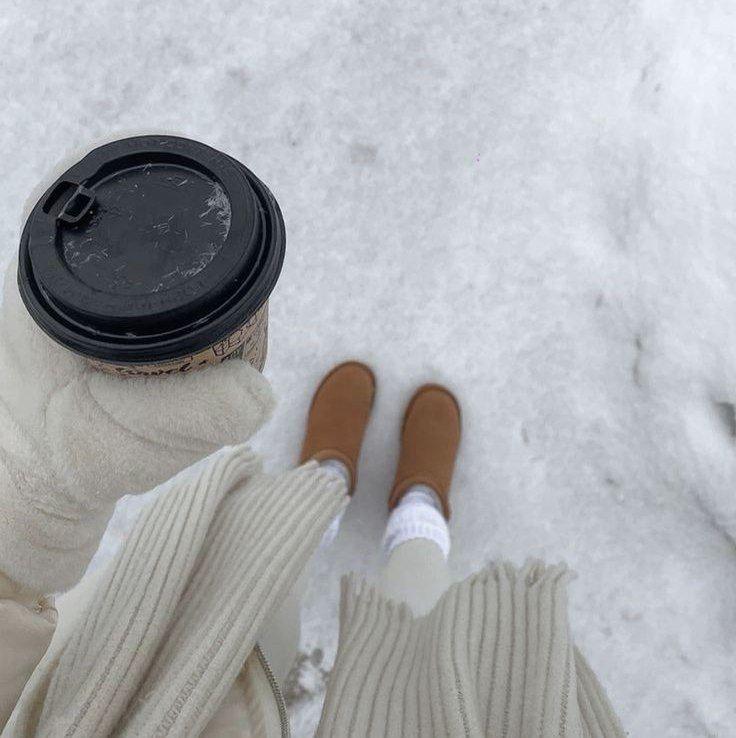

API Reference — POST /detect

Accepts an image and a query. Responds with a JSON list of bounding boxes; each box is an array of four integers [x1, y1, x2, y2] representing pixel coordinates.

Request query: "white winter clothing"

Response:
[[0, 224, 625, 737], [4, 448, 346, 737], [0, 259, 275, 594]]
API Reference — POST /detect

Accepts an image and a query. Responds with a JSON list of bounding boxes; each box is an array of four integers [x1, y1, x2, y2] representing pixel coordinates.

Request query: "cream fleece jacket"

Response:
[[0, 258, 275, 593]]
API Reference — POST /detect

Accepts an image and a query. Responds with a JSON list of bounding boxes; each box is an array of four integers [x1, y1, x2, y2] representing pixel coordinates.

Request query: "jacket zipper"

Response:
[[254, 643, 290, 738]]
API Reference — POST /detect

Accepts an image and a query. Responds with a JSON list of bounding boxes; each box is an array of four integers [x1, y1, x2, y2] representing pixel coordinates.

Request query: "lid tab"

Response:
[[57, 183, 96, 225]]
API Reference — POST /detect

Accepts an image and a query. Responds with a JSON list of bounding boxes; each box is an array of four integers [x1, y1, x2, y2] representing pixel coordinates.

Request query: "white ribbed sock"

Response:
[[319, 459, 351, 547], [383, 484, 450, 559]]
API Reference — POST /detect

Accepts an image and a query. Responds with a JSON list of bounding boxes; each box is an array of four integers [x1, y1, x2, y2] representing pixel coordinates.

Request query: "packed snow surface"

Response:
[[2, 1, 735, 735]]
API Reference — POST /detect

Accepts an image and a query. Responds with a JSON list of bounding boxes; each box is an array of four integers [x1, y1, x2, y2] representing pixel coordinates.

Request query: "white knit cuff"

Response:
[[383, 493, 450, 559]]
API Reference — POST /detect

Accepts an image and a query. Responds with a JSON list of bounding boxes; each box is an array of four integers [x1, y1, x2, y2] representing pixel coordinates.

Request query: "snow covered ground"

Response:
[[2, 1, 736, 734]]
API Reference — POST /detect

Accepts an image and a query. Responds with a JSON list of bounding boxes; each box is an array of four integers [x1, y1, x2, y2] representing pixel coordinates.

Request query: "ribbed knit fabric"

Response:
[[318, 459, 351, 548], [3, 445, 347, 738], [317, 560, 626, 738]]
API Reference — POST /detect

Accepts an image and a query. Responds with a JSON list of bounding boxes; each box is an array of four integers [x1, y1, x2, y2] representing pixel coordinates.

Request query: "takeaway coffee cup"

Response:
[[17, 135, 285, 376]]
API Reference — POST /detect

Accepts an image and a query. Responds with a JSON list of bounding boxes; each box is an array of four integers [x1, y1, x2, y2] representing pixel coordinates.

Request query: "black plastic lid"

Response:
[[18, 135, 285, 364]]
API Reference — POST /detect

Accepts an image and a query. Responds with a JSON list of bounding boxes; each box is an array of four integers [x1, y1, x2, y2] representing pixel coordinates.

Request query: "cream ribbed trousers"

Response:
[[316, 560, 626, 737], [200, 537, 452, 737], [256, 536, 452, 686], [258, 536, 623, 737]]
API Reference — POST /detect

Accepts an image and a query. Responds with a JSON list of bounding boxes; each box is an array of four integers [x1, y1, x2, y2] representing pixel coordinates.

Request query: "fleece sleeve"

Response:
[[0, 573, 56, 731]]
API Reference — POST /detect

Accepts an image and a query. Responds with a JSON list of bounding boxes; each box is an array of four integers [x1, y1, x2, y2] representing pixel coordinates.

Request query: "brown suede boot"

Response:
[[299, 361, 376, 494], [388, 384, 461, 520]]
